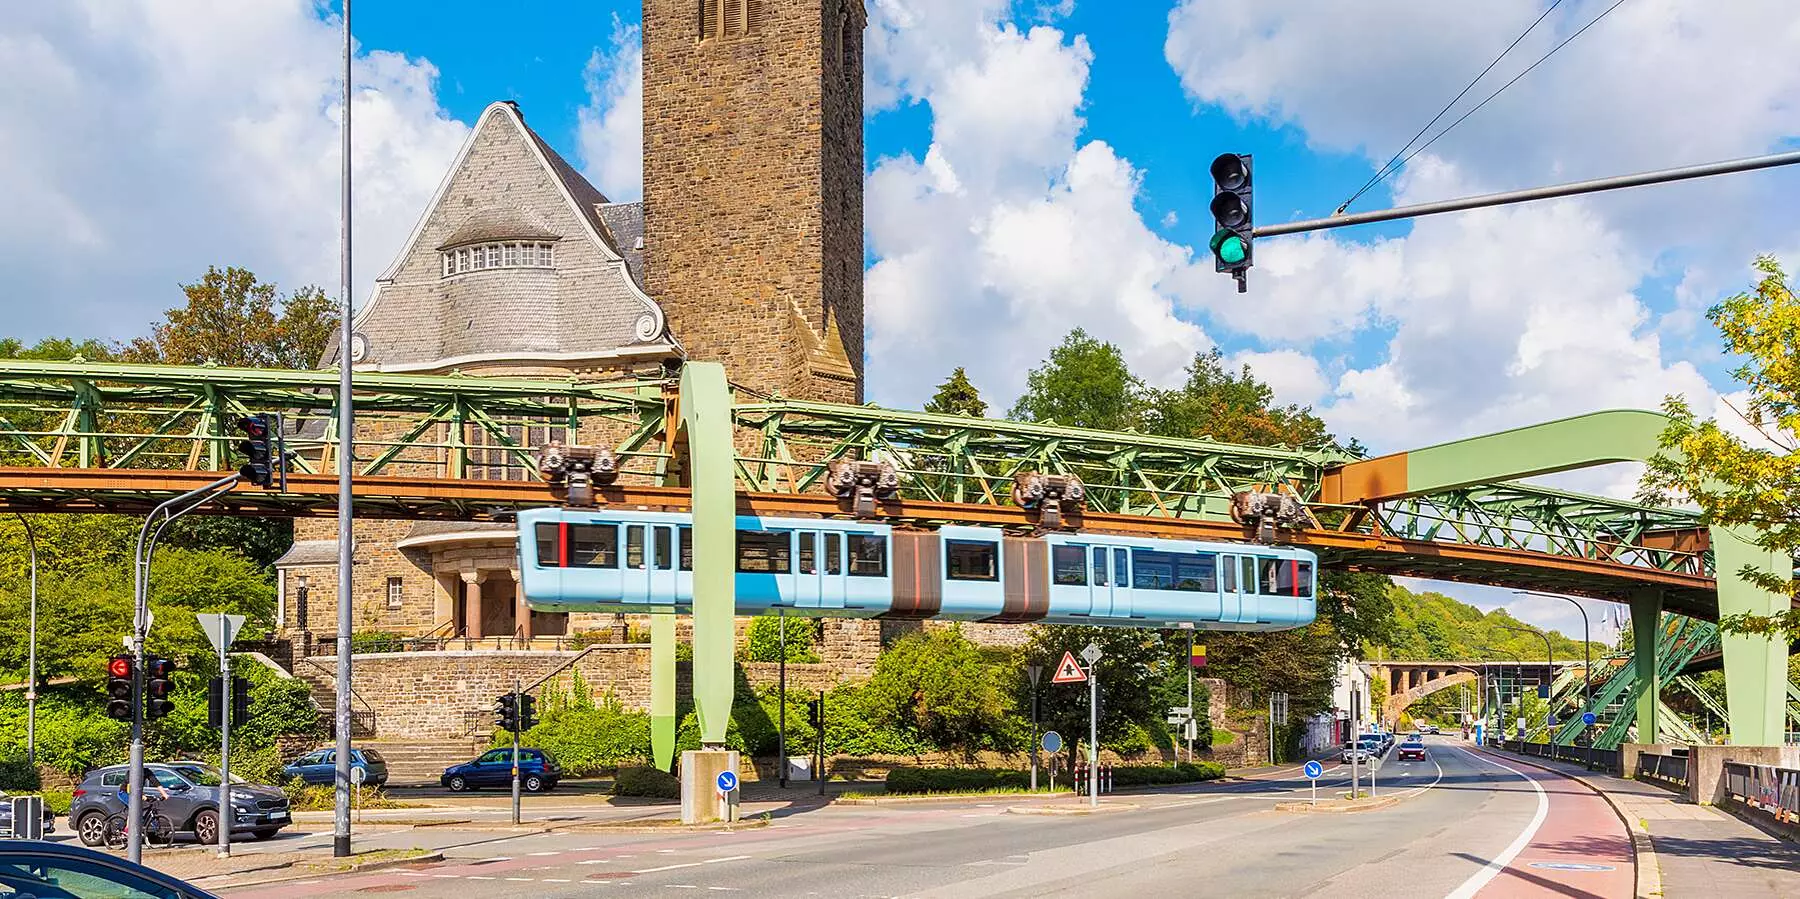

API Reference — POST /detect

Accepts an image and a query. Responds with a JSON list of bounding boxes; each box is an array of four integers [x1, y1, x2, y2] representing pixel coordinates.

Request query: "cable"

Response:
[[1339, 0, 1567, 214], [1343, 0, 1633, 213]]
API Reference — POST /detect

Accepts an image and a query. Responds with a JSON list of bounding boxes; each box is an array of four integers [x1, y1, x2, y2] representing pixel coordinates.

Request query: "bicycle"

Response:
[[102, 798, 176, 851]]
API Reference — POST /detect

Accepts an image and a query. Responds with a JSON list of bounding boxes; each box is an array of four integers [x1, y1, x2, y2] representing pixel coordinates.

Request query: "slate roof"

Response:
[[273, 540, 337, 568], [598, 202, 645, 287]]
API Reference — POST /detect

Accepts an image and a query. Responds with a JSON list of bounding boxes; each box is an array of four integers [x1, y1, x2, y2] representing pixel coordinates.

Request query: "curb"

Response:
[[834, 792, 1068, 806], [1005, 803, 1139, 816], [1273, 795, 1401, 814], [547, 818, 772, 834], [1481, 748, 1660, 899], [190, 851, 446, 889]]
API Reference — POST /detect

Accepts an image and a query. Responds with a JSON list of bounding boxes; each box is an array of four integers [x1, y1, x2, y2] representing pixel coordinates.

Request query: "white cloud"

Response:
[[0, 0, 468, 340], [864, 6, 1212, 408], [577, 16, 643, 202], [1226, 349, 1328, 408]]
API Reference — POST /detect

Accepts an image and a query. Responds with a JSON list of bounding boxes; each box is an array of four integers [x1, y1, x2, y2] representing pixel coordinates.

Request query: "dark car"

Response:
[[442, 748, 561, 792], [0, 838, 221, 898], [282, 747, 389, 788], [0, 790, 55, 837], [70, 763, 290, 848], [1397, 740, 1427, 761]]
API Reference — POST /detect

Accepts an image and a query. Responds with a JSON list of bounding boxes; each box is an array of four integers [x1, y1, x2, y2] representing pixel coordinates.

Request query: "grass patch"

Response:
[[283, 780, 420, 811], [298, 847, 435, 873], [883, 762, 1224, 796], [843, 785, 1065, 800]]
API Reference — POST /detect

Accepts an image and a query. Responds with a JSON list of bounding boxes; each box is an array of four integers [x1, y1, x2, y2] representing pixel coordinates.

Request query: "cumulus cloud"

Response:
[[577, 16, 643, 202], [0, 0, 468, 340], [864, 5, 1211, 409]]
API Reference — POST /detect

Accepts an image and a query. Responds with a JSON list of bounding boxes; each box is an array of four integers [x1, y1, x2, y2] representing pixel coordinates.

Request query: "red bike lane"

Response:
[[1463, 747, 1634, 899]]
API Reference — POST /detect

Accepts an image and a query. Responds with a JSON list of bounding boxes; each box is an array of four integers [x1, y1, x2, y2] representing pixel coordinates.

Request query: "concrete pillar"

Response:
[[1630, 588, 1662, 743], [433, 572, 459, 632], [512, 569, 533, 643], [1710, 525, 1792, 746], [462, 570, 485, 639]]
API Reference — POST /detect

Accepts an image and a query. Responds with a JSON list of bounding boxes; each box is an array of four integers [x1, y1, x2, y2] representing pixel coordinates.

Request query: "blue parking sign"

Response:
[[1582, 712, 1597, 726], [1303, 760, 1323, 779]]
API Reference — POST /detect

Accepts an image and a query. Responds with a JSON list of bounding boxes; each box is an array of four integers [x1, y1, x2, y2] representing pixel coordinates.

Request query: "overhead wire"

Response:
[[1339, 0, 1633, 214], [1339, 0, 1567, 214]]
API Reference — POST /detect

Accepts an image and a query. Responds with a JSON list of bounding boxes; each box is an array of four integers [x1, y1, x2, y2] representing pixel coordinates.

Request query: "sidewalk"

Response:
[[1489, 747, 1800, 896]]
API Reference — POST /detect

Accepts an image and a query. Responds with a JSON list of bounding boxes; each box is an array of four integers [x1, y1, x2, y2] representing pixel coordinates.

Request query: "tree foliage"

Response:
[[1008, 329, 1143, 430], [1643, 256, 1800, 638], [121, 266, 337, 369], [861, 627, 1020, 756], [1370, 584, 1598, 662], [924, 367, 989, 418]]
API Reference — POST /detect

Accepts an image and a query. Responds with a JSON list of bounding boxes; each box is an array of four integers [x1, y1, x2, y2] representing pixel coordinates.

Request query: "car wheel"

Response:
[[447, 775, 468, 792], [193, 809, 219, 845], [524, 774, 544, 793], [77, 811, 109, 847], [252, 828, 280, 840]]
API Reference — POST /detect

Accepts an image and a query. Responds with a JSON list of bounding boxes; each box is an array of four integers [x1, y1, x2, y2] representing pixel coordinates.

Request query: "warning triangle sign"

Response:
[[1051, 651, 1087, 684]]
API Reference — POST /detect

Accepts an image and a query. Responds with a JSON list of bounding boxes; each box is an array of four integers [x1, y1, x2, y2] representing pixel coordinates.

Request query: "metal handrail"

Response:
[[298, 657, 375, 737]]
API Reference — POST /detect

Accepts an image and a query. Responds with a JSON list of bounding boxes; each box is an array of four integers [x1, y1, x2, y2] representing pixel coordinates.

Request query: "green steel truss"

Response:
[[0, 362, 1715, 601]]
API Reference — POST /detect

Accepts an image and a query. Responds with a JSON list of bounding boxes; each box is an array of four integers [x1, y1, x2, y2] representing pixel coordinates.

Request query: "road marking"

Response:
[[468, 876, 495, 880], [545, 878, 571, 882], [431, 873, 460, 878], [505, 877, 536, 881], [1444, 748, 1549, 899], [397, 872, 426, 877], [668, 886, 698, 890], [529, 850, 561, 856], [705, 855, 752, 864], [581, 859, 614, 865], [1390, 753, 1446, 800]]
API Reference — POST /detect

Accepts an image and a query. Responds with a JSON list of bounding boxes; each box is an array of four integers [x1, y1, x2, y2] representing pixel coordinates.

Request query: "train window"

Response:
[[1052, 546, 1087, 585], [656, 528, 673, 570], [1240, 556, 1258, 595], [535, 523, 559, 566], [736, 530, 792, 573], [1297, 560, 1314, 596], [799, 533, 816, 574], [1221, 554, 1237, 592], [1114, 548, 1129, 588], [945, 540, 998, 581], [1092, 547, 1107, 586], [1261, 558, 1313, 596], [825, 533, 842, 575], [569, 524, 618, 568], [626, 525, 646, 569], [848, 534, 887, 576], [679, 526, 693, 571], [1132, 550, 1176, 590], [1176, 555, 1217, 592]]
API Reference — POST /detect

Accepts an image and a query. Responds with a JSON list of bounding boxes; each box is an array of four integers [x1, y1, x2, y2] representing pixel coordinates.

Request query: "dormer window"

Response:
[[442, 241, 555, 277], [700, 0, 764, 41]]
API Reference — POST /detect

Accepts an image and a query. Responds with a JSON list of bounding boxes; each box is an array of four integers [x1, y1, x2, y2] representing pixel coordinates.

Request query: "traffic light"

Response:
[[144, 657, 176, 719], [234, 414, 286, 490], [805, 698, 822, 730], [208, 676, 252, 728], [105, 656, 134, 721], [233, 676, 251, 725], [495, 693, 518, 732], [1208, 153, 1253, 293], [519, 694, 538, 731]]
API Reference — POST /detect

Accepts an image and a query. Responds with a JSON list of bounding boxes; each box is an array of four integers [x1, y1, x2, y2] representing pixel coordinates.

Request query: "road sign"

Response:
[[350, 766, 366, 785], [1169, 706, 1192, 719], [1080, 643, 1102, 664], [1303, 760, 1323, 779], [1190, 643, 1207, 668], [1547, 715, 1558, 727], [198, 613, 246, 654], [1042, 731, 1063, 753], [1582, 712, 1597, 726], [716, 770, 738, 793], [1051, 651, 1087, 684]]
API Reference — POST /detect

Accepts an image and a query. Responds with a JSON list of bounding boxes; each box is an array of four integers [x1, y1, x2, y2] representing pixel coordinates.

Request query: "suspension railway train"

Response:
[[516, 507, 1316, 631]]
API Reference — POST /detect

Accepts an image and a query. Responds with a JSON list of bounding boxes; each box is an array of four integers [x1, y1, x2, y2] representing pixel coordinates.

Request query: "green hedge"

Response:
[[0, 751, 39, 791], [612, 765, 679, 799], [884, 767, 1031, 794], [1109, 761, 1225, 787], [499, 698, 652, 776]]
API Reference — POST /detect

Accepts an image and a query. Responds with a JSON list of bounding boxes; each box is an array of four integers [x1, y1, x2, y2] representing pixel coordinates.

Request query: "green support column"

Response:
[[1629, 588, 1663, 743], [679, 363, 736, 747], [650, 610, 676, 771], [1711, 525, 1792, 746]]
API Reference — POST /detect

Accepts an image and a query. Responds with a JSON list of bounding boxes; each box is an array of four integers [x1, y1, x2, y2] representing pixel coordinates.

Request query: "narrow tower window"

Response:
[[701, 0, 763, 40]]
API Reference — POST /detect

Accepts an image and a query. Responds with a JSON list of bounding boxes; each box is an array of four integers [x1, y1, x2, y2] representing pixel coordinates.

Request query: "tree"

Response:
[[1021, 626, 1166, 765], [1008, 330, 1143, 430], [1143, 349, 1343, 449], [924, 367, 988, 418], [122, 266, 337, 369], [1643, 256, 1800, 637], [859, 627, 1019, 756], [0, 337, 117, 362]]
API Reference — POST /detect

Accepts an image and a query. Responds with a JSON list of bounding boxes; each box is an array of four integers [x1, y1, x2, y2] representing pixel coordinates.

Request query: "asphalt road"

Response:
[[218, 737, 1632, 898]]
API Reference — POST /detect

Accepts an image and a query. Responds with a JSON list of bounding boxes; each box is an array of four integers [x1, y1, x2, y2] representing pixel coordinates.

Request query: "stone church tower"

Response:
[[643, 0, 867, 403]]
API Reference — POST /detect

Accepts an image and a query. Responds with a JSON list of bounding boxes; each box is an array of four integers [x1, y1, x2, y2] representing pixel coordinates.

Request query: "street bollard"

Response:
[[1102, 763, 1112, 794]]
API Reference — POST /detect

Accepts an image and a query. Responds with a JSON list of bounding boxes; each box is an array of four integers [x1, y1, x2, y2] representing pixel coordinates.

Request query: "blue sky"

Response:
[[4, 0, 1798, 645]]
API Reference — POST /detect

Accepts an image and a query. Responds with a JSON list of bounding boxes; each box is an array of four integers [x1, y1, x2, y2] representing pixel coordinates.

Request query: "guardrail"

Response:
[[1720, 762, 1800, 834], [1500, 739, 1622, 775], [1637, 751, 1689, 790]]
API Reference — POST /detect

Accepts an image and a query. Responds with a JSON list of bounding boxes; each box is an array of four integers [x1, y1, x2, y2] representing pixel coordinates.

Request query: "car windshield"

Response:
[[171, 763, 245, 786], [361, 749, 385, 763]]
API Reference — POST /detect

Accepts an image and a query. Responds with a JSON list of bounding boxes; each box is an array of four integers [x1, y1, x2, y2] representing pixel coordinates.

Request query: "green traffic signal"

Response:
[[1210, 229, 1247, 265]]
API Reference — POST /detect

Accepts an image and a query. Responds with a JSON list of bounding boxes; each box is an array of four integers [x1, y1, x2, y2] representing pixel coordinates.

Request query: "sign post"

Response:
[[716, 769, 739, 822], [512, 677, 523, 826], [198, 613, 245, 859], [1041, 731, 1062, 793], [1027, 665, 1043, 791], [1304, 759, 1323, 806], [1080, 643, 1102, 809]]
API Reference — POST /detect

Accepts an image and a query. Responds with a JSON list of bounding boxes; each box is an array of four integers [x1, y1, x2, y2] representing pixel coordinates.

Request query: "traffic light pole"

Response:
[[126, 474, 238, 865], [1254, 149, 1800, 239], [218, 648, 232, 858], [511, 678, 522, 826], [333, 0, 358, 862]]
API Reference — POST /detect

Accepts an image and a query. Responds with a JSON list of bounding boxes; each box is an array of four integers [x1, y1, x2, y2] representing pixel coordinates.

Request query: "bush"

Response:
[[884, 767, 1031, 794], [612, 765, 679, 799], [1109, 761, 1224, 788], [350, 631, 407, 654], [0, 751, 39, 791], [40, 789, 72, 816], [859, 628, 1019, 755], [509, 698, 652, 776], [742, 615, 822, 663], [282, 778, 410, 811]]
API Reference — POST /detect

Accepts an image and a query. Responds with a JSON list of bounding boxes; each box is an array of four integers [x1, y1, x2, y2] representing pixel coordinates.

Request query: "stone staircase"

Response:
[[366, 740, 489, 786], [290, 658, 376, 740]]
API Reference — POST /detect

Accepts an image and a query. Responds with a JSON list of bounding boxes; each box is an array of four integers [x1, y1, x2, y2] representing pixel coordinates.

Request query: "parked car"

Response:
[[1340, 742, 1372, 764], [1397, 740, 1427, 761], [70, 763, 291, 848], [0, 790, 54, 836], [442, 747, 562, 792], [282, 747, 389, 788], [0, 839, 221, 898], [1421, 724, 1440, 735]]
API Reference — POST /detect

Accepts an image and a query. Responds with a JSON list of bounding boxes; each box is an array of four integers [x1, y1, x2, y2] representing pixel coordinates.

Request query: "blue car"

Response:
[[441, 748, 561, 793], [0, 839, 220, 898], [281, 748, 389, 788]]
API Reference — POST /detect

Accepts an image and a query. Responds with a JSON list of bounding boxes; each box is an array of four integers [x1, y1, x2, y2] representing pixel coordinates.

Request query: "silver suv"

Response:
[[70, 763, 290, 847]]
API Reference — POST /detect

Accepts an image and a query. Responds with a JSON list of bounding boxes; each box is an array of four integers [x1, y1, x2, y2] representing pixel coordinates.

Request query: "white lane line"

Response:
[[529, 851, 561, 856], [580, 859, 614, 865], [505, 877, 536, 882], [668, 886, 699, 890], [468, 876, 495, 880], [396, 872, 426, 877], [1444, 747, 1549, 899], [1390, 754, 1446, 800], [544, 878, 571, 882], [430, 874, 460, 879], [634, 854, 751, 875]]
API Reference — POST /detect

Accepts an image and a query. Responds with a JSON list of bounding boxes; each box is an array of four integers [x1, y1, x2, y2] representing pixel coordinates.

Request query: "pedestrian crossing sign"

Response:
[[1051, 651, 1087, 684]]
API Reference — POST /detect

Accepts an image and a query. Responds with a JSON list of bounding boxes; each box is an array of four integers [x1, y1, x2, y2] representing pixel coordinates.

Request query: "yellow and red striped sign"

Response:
[[1190, 643, 1207, 668]]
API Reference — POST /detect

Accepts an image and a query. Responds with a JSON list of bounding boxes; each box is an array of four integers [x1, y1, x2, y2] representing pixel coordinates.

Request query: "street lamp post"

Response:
[[12, 514, 38, 768], [1498, 625, 1555, 742], [1479, 646, 1521, 744], [1515, 591, 1593, 743]]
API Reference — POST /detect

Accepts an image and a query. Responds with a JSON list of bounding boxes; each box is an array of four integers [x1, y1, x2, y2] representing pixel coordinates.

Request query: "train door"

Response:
[[795, 531, 823, 609], [1220, 552, 1243, 622], [1235, 554, 1259, 623], [1089, 546, 1115, 618], [624, 524, 678, 605], [1112, 548, 1130, 618]]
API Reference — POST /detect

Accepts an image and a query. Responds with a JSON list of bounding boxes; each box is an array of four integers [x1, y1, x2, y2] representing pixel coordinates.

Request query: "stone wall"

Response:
[[339, 647, 652, 740]]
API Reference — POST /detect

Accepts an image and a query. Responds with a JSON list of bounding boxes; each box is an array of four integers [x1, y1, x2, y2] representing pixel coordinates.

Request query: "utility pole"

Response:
[[1027, 665, 1042, 791], [511, 678, 522, 826], [333, 0, 357, 861], [777, 609, 787, 789], [1185, 629, 1195, 763], [13, 515, 37, 769]]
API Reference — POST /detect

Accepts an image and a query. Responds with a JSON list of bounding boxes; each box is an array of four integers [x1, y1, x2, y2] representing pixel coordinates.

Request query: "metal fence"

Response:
[[1637, 752, 1689, 790], [1500, 740, 1622, 774], [1720, 762, 1800, 831]]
